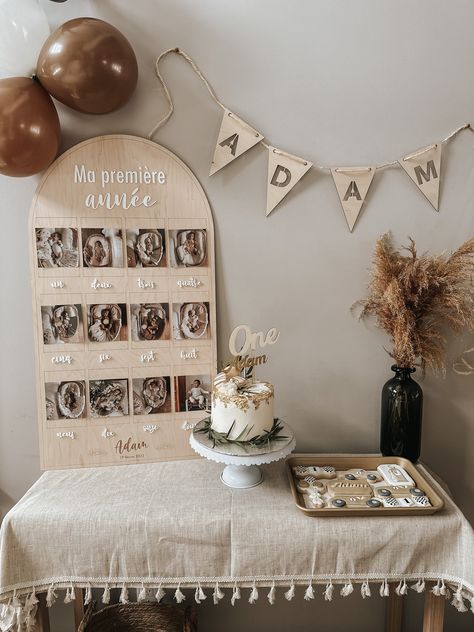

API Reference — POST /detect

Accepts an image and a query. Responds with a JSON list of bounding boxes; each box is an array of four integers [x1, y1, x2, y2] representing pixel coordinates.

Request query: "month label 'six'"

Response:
[[99, 353, 111, 363], [91, 278, 112, 289]]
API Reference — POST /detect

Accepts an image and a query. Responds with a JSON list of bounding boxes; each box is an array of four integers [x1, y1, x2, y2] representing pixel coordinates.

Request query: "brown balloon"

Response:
[[0, 77, 61, 178], [36, 18, 138, 114]]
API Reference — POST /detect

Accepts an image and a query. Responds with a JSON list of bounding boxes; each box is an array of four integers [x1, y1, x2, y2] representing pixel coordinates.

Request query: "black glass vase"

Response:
[[380, 365, 423, 462]]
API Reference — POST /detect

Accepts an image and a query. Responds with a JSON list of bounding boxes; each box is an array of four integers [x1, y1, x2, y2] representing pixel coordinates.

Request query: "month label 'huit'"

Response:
[[31, 136, 217, 469]]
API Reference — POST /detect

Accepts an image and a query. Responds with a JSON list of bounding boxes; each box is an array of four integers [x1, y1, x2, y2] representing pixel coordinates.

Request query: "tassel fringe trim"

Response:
[[1, 576, 473, 630]]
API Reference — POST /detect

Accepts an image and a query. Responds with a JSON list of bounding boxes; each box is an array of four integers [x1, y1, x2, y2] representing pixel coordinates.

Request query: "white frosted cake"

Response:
[[211, 372, 274, 441]]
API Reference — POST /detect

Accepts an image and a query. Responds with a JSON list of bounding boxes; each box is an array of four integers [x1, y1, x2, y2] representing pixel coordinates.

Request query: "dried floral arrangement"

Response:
[[353, 234, 474, 372]]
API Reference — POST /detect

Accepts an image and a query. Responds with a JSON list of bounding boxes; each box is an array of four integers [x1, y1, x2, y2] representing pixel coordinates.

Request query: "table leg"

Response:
[[74, 588, 85, 631], [385, 585, 403, 632], [36, 593, 50, 632], [423, 586, 445, 632]]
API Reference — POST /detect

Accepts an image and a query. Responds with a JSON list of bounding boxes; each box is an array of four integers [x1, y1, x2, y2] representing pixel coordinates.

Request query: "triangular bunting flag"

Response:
[[399, 142, 442, 210], [330, 166, 375, 232], [266, 147, 312, 216], [210, 109, 263, 175]]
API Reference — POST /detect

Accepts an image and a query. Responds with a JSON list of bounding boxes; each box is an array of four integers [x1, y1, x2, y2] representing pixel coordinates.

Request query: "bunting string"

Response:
[[148, 47, 472, 228]]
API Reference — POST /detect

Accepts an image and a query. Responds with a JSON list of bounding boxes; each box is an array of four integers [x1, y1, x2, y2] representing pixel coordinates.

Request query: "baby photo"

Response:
[[41, 305, 83, 345], [87, 304, 128, 343], [45, 381, 86, 420], [89, 379, 129, 417], [174, 375, 211, 412], [172, 302, 210, 340], [132, 376, 171, 415], [35, 227, 79, 268], [130, 303, 170, 341], [126, 229, 166, 268], [169, 229, 207, 267], [82, 228, 123, 268]]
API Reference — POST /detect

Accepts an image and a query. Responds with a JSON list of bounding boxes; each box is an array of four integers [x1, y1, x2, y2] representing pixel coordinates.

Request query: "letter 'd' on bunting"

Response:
[[399, 142, 442, 211], [330, 166, 375, 232], [210, 109, 264, 175], [266, 146, 312, 216]]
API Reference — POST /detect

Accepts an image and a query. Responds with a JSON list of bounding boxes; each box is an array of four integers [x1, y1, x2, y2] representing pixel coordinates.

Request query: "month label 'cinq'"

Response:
[[57, 431, 75, 439], [51, 355, 72, 365]]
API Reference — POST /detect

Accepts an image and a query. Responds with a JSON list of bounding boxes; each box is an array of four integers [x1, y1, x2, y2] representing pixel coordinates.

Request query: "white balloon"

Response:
[[0, 0, 50, 79]]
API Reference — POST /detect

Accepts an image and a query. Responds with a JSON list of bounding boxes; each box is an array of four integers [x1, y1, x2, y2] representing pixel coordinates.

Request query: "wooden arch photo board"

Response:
[[29, 135, 217, 470]]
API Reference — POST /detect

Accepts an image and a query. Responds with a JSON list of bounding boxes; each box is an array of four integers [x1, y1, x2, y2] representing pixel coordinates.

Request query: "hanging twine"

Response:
[[148, 47, 472, 172]]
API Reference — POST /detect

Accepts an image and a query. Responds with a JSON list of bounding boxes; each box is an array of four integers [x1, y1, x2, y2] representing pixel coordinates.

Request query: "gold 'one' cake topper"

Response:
[[222, 324, 280, 380]]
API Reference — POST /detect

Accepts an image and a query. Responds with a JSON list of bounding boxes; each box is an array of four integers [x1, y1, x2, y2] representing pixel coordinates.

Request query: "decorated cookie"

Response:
[[297, 478, 326, 493], [413, 495, 431, 507], [343, 495, 374, 508], [377, 464, 414, 487], [293, 465, 336, 479], [327, 479, 372, 497]]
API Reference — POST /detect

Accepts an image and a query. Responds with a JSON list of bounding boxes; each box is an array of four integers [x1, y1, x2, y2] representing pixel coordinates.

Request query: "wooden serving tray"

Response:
[[286, 454, 444, 517]]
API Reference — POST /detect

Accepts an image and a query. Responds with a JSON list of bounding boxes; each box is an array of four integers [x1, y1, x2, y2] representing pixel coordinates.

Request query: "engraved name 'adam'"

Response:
[[74, 165, 164, 210], [115, 437, 148, 455]]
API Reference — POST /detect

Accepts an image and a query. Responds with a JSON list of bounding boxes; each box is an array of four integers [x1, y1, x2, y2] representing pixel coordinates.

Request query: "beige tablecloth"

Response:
[[1, 460, 473, 629]]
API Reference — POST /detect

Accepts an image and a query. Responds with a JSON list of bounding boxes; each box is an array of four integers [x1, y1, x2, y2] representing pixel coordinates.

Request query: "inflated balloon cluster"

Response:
[[0, 0, 138, 177]]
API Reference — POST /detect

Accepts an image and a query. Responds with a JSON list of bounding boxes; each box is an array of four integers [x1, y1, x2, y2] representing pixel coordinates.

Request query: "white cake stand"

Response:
[[190, 420, 296, 488]]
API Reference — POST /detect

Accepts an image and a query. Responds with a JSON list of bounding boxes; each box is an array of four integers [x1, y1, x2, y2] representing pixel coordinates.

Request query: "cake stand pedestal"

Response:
[[190, 420, 296, 489]]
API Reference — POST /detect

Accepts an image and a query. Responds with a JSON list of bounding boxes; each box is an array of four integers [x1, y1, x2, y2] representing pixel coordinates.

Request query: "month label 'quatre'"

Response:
[[31, 135, 217, 469]]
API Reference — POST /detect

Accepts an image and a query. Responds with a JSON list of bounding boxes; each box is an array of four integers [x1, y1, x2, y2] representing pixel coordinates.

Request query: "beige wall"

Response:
[[0, 1, 472, 630]]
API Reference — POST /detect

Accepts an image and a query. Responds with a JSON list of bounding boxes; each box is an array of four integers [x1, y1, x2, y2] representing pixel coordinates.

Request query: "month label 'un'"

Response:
[[51, 355, 72, 365], [138, 278, 155, 289], [140, 350, 156, 363], [181, 348, 198, 360], [50, 280, 65, 289], [91, 278, 112, 289]]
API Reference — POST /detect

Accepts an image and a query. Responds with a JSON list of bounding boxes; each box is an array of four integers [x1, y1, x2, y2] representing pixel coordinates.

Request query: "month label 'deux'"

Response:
[[91, 278, 113, 289], [51, 355, 73, 365]]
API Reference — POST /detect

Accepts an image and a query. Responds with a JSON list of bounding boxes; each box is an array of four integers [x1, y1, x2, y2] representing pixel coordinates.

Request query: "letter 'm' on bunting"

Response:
[[399, 143, 442, 211], [266, 147, 312, 216], [330, 166, 375, 232], [210, 109, 263, 175]]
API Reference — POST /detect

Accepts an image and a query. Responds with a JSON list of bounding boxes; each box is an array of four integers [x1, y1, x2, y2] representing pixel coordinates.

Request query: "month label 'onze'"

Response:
[[99, 353, 111, 363], [177, 277, 202, 289], [57, 431, 75, 439], [50, 280, 65, 289], [140, 350, 156, 363], [91, 278, 112, 289], [138, 278, 155, 289], [181, 349, 198, 360], [143, 424, 158, 433], [51, 355, 72, 365]]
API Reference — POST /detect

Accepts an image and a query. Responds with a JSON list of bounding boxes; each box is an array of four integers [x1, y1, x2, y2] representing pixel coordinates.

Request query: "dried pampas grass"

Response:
[[354, 234, 474, 373]]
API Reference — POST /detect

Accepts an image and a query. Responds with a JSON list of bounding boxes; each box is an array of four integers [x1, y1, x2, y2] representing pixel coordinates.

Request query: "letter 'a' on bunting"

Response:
[[330, 166, 376, 232], [398, 142, 442, 211], [266, 147, 312, 216], [209, 108, 264, 175]]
